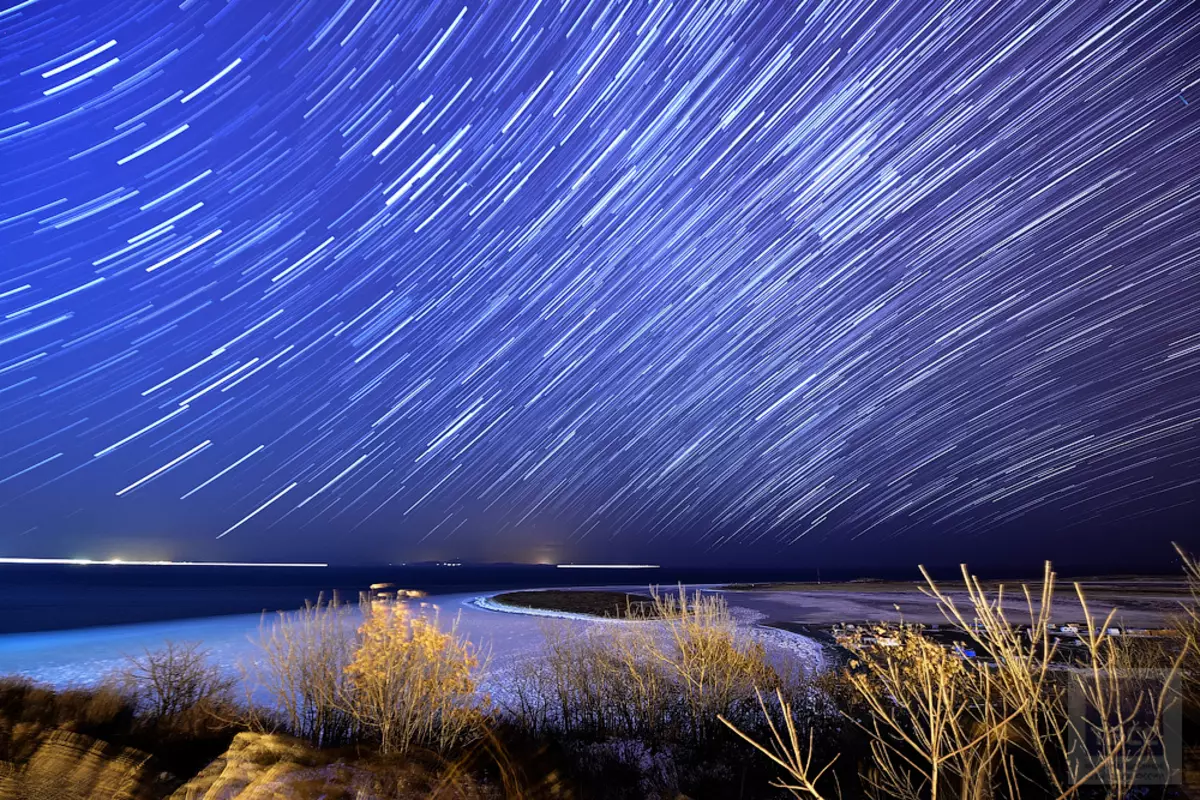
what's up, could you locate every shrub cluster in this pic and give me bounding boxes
[725,555,1200,800]
[508,586,791,747]
[242,595,488,756]
[3,550,1200,799]
[0,644,239,786]
[108,640,235,733]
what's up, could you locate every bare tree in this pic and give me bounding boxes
[242,593,359,746]
[110,641,233,724]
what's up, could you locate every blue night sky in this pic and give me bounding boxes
[0,0,1197,567]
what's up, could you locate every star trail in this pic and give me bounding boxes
[0,0,1197,563]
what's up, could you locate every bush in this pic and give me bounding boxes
[649,586,784,743]
[343,602,486,755]
[246,595,487,756]
[243,594,360,747]
[509,586,790,747]
[511,620,670,741]
[724,562,1191,800]
[108,641,234,730]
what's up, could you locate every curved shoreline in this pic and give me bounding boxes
[750,623,826,670]
[467,595,641,622]
[468,586,728,621]
[468,593,826,670]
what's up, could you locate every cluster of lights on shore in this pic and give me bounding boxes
[0,557,327,567]
[0,557,656,569]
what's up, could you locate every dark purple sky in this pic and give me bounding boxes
[0,0,1197,567]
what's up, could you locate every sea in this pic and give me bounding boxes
[0,561,1175,689]
[0,561,1162,634]
[0,563,840,689]
[0,563,831,634]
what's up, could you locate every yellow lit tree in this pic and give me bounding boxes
[343,603,486,755]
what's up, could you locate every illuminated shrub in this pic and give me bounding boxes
[343,602,486,755]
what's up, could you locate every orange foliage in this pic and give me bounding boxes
[343,603,486,755]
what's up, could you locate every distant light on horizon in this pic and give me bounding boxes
[557,563,660,569]
[0,557,328,568]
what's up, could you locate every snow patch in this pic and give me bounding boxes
[468,595,640,623]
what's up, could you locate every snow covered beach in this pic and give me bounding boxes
[0,588,823,693]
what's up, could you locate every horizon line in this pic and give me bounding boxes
[0,557,328,568]
[556,563,660,569]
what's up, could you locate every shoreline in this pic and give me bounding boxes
[468,594,646,622]
[0,586,826,691]
[471,591,826,672]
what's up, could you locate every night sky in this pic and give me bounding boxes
[1,0,1197,568]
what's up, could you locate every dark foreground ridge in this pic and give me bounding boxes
[490,589,659,618]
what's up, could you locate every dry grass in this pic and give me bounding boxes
[5,565,1195,798]
[1,729,156,800]
[0,667,241,790]
[1175,543,1200,718]
[0,677,135,763]
[500,585,814,797]
[242,593,359,747]
[243,594,488,756]
[509,586,790,747]
[722,558,1193,800]
[108,642,235,732]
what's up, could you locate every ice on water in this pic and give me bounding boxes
[0,591,822,699]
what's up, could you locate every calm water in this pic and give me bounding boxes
[0,561,1153,634]
[0,563,835,633]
